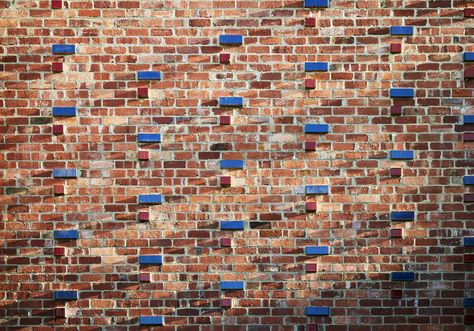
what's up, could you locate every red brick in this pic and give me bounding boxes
[390,43,402,54]
[137,150,149,160]
[220,238,232,247]
[52,124,63,135]
[54,308,65,318]
[391,290,403,298]
[304,78,315,89]
[51,0,62,9]
[53,185,65,195]
[464,133,474,141]
[391,228,402,238]
[220,176,231,187]
[465,194,474,203]
[53,247,66,256]
[221,298,232,307]
[305,201,316,212]
[390,168,402,177]
[306,325,318,331]
[390,106,402,116]
[465,8,474,18]
[220,115,231,125]
[466,315,474,324]
[139,212,149,222]
[305,17,316,27]
[465,68,474,79]
[139,273,151,282]
[220,53,230,64]
[306,264,317,273]
[52,62,63,72]
[464,254,474,263]
[305,142,316,151]
[137,87,148,98]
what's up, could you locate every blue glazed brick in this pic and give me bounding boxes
[140,316,163,325]
[304,124,329,134]
[52,44,76,54]
[465,237,474,246]
[391,272,416,281]
[390,88,415,98]
[53,168,78,178]
[220,221,245,230]
[465,298,474,308]
[138,194,162,204]
[220,160,244,169]
[220,281,244,290]
[52,107,76,117]
[304,62,329,72]
[54,230,79,240]
[305,306,330,316]
[137,133,161,143]
[464,53,474,62]
[305,246,330,255]
[305,185,329,195]
[139,255,163,265]
[391,211,415,221]
[464,115,474,124]
[137,71,162,80]
[219,97,243,107]
[54,291,78,300]
[219,35,243,45]
[390,26,414,35]
[464,176,474,185]
[390,150,414,160]
[304,0,329,7]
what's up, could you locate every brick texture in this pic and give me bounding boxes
[1,0,474,330]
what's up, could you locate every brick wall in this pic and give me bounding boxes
[1,0,474,329]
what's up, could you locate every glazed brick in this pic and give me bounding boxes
[390,88,415,98]
[304,0,329,8]
[54,291,78,300]
[220,160,244,169]
[219,97,243,107]
[464,53,474,62]
[137,133,161,143]
[219,35,243,45]
[137,71,162,80]
[220,281,244,290]
[465,238,474,246]
[139,255,163,265]
[391,272,416,281]
[138,194,162,204]
[139,316,163,326]
[305,246,329,255]
[465,115,474,124]
[391,211,415,221]
[464,176,474,185]
[464,298,474,308]
[220,221,244,230]
[53,169,78,178]
[304,62,329,72]
[305,185,329,195]
[52,107,76,117]
[54,230,79,240]
[305,307,330,316]
[390,150,414,160]
[390,26,414,35]
[52,44,75,54]
[304,124,329,134]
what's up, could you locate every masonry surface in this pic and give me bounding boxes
[1,0,474,330]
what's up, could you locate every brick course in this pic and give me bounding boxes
[1,0,474,329]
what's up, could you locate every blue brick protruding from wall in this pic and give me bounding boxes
[305,246,330,255]
[219,35,243,45]
[137,133,161,143]
[54,230,79,240]
[464,53,474,62]
[391,272,416,281]
[390,26,414,35]
[52,44,76,54]
[464,176,474,185]
[220,221,245,230]
[52,107,76,117]
[137,71,162,80]
[220,160,244,169]
[140,316,164,325]
[220,281,244,290]
[54,291,78,300]
[304,0,329,8]
[139,255,163,265]
[465,298,474,307]
[305,185,329,195]
[464,115,474,124]
[390,150,414,160]
[304,62,329,72]
[304,124,329,134]
[391,211,415,221]
[53,168,78,178]
[390,88,415,98]
[138,194,163,204]
[464,237,474,246]
[219,97,243,107]
[305,306,330,316]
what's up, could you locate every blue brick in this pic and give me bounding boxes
[220,160,244,169]
[138,194,162,204]
[390,26,414,36]
[464,237,474,246]
[465,298,474,308]
[139,255,163,265]
[52,107,76,117]
[219,97,243,107]
[52,44,76,54]
[220,221,245,230]
[464,115,474,124]
[304,124,329,134]
[219,35,243,45]
[304,0,329,7]
[54,230,79,240]
[305,306,330,316]
[390,88,415,98]
[137,133,161,143]
[220,281,244,290]
[137,71,162,80]
[391,272,416,281]
[140,316,163,326]
[464,53,474,62]
[305,185,329,195]
[53,168,78,178]
[390,150,414,160]
[464,176,474,185]
[304,62,329,72]
[391,211,415,221]
[305,246,330,255]
[54,291,78,300]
